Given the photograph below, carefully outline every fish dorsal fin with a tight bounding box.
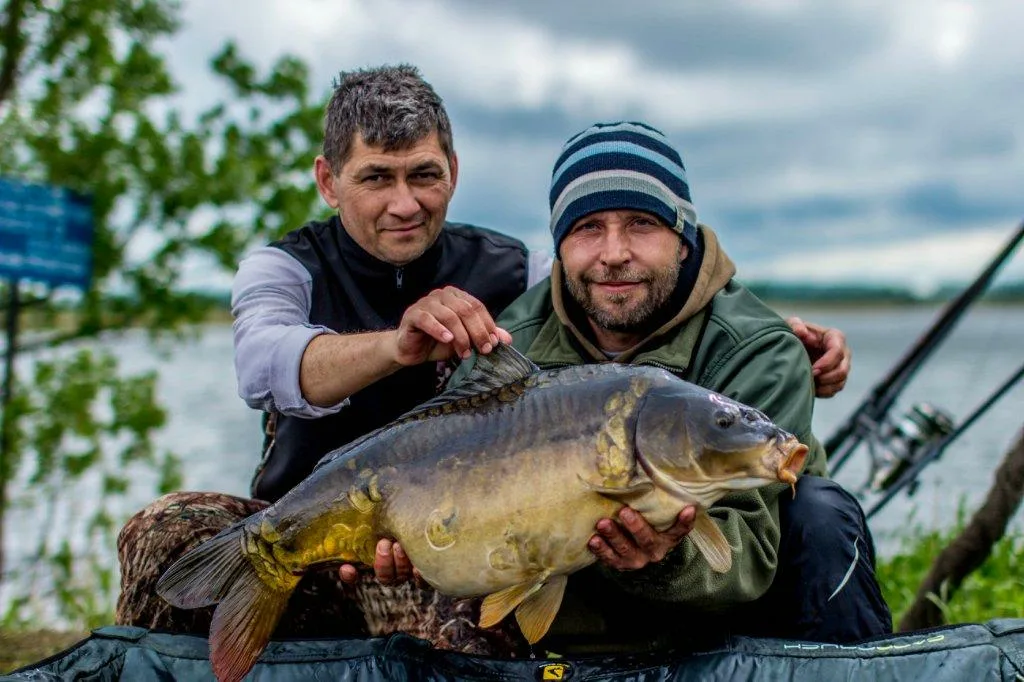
[445,342,539,398]
[689,510,732,573]
[479,578,545,629]
[314,343,538,472]
[515,574,568,644]
[400,342,540,416]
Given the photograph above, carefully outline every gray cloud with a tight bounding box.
[443,1,888,75]
[166,0,1024,289]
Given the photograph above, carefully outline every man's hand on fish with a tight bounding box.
[393,286,514,364]
[588,505,697,570]
[338,538,421,586]
[786,316,851,398]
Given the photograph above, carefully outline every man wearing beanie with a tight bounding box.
[489,121,892,652]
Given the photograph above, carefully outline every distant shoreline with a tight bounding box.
[759,298,1024,311]
[21,290,1024,335]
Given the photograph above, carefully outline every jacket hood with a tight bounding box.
[550,225,736,363]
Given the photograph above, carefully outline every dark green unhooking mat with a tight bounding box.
[6,619,1024,681]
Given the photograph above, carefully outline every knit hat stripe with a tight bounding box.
[550,149,691,207]
[555,190,678,243]
[560,121,672,154]
[554,129,683,179]
[551,170,688,228]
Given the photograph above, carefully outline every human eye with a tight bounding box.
[630,215,659,228]
[410,165,444,183]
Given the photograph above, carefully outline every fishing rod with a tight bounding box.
[828,220,1024,477]
[865,360,1024,520]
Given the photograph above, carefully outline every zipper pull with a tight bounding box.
[395,267,404,289]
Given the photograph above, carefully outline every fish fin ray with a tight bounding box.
[156,522,249,608]
[579,474,654,498]
[414,343,539,409]
[210,571,292,682]
[689,510,732,573]
[515,574,567,644]
[465,342,539,385]
[479,579,544,628]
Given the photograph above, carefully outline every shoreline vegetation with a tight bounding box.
[3,525,1022,673]
[14,282,1024,335]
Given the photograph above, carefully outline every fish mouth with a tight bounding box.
[777,437,808,495]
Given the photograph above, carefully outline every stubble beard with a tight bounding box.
[565,257,682,334]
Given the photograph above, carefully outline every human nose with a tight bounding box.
[387,180,421,219]
[599,227,631,266]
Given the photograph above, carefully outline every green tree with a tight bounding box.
[0,0,324,626]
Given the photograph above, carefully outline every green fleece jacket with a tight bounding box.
[493,226,828,652]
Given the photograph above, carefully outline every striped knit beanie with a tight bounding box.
[549,121,697,253]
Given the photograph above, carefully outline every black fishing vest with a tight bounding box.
[251,216,529,502]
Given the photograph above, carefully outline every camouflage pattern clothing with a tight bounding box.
[115,491,524,655]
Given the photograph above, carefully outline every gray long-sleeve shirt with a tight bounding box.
[231,245,552,418]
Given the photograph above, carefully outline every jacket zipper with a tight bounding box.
[637,360,685,375]
[395,267,404,290]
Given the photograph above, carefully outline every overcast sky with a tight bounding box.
[167,0,1023,292]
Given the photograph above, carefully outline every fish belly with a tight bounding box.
[382,440,621,597]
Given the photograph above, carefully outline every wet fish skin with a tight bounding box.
[156,345,807,682]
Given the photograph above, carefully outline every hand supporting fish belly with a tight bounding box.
[588,505,698,570]
[156,344,807,682]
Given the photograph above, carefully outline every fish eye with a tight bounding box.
[715,412,736,429]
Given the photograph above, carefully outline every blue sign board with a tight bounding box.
[0,176,95,290]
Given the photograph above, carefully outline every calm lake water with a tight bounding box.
[3,303,1022,622]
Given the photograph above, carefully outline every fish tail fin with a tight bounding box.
[156,521,299,682]
[209,575,292,682]
[156,522,250,608]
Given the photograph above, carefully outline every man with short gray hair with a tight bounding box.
[115,63,539,653]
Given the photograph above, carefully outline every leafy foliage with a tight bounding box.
[0,0,326,626]
[1,348,182,627]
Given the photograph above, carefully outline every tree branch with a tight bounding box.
[0,0,28,107]
[898,426,1024,631]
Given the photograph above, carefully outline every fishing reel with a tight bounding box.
[863,403,956,495]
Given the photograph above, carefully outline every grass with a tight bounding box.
[0,629,87,674]
[877,526,1024,627]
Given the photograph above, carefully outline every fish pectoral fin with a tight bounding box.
[578,474,654,498]
[515,574,568,644]
[479,579,545,629]
[689,510,732,573]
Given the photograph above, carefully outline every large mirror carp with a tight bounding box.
[157,343,807,682]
